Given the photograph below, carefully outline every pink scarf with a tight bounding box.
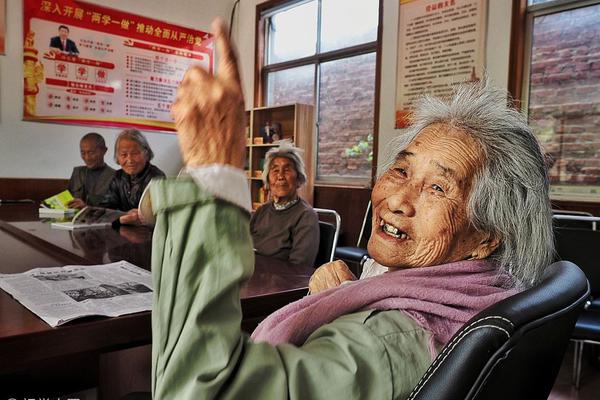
[251,260,519,355]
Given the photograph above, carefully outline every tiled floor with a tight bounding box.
[550,343,600,400]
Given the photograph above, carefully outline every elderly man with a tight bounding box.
[148,20,553,399]
[250,143,319,266]
[101,129,165,224]
[68,132,115,208]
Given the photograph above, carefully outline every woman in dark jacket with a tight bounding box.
[101,129,165,224]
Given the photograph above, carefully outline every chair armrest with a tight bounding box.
[335,246,369,263]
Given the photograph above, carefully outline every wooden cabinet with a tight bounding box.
[245,103,314,210]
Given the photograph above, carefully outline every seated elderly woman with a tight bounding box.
[148,20,553,399]
[101,129,165,224]
[250,143,319,266]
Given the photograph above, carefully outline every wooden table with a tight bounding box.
[0,203,313,398]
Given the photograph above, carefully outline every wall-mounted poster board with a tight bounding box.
[23,0,213,132]
[0,0,5,55]
[395,0,486,128]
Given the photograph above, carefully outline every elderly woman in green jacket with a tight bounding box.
[147,20,553,399]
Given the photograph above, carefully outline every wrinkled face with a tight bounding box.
[80,139,106,169]
[117,138,148,176]
[58,27,69,41]
[368,124,489,270]
[268,157,298,202]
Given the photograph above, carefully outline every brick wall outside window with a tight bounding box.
[528,4,600,186]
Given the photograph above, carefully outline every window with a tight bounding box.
[257,0,380,184]
[521,0,600,201]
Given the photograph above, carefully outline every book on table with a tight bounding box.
[51,206,125,230]
[39,207,77,218]
[42,189,75,210]
[40,189,78,217]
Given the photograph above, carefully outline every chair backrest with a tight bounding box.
[315,221,336,267]
[356,200,372,248]
[555,226,600,298]
[552,210,597,230]
[408,261,589,400]
[313,208,341,266]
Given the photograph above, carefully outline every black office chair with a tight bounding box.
[335,200,371,271]
[407,261,589,400]
[554,225,600,388]
[313,208,341,267]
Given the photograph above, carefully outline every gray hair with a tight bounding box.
[81,132,106,150]
[262,142,307,190]
[114,129,154,162]
[382,79,553,287]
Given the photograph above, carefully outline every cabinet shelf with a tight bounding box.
[247,143,281,148]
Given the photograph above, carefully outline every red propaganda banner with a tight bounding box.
[23,0,213,132]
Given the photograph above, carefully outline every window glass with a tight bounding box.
[528,0,558,5]
[266,1,317,65]
[266,65,315,107]
[261,0,379,183]
[320,0,379,52]
[317,53,376,179]
[527,3,600,197]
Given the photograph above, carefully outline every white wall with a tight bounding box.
[234,0,262,109]
[233,0,514,173]
[0,0,235,179]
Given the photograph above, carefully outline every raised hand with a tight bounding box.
[171,18,246,169]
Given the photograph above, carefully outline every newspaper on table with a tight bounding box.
[0,261,152,327]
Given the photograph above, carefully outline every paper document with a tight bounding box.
[0,261,152,327]
[51,206,125,230]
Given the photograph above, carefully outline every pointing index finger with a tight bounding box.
[211,18,242,89]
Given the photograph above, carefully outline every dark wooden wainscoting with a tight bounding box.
[0,177,69,203]
[313,185,372,247]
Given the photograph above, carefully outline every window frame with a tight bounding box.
[254,0,383,188]
[510,0,600,203]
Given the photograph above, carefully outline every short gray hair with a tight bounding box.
[114,129,154,162]
[262,142,307,190]
[382,79,553,287]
